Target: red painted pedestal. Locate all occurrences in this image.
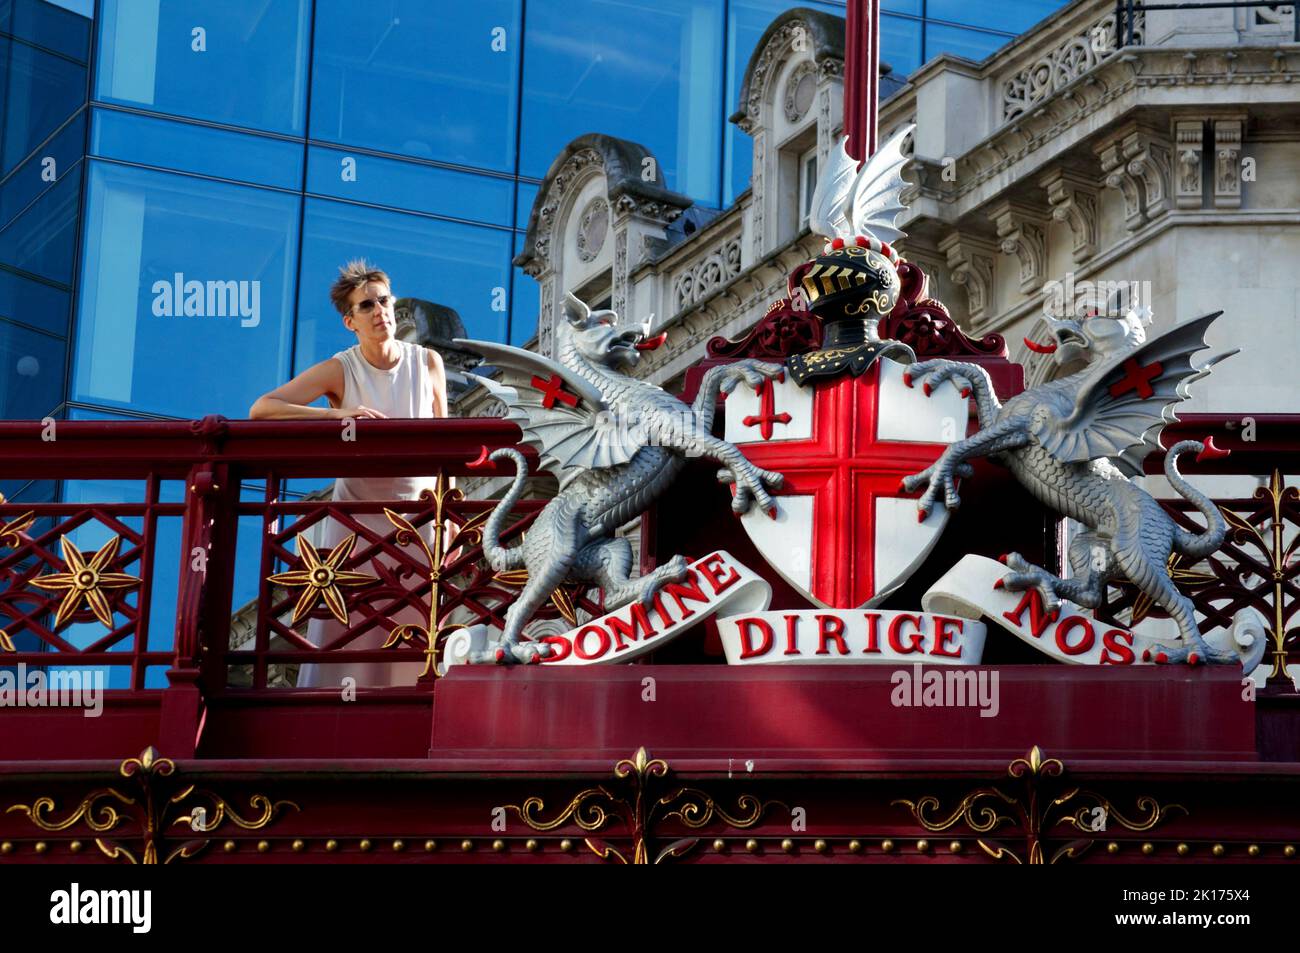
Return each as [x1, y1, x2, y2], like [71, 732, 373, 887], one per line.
[430, 665, 1255, 769]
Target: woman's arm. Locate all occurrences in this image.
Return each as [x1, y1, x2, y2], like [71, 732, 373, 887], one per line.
[426, 348, 449, 418]
[248, 358, 385, 420]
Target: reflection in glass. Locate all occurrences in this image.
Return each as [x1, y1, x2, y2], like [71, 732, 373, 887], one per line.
[925, 22, 1014, 64]
[73, 162, 300, 419]
[0, 39, 86, 174]
[310, 0, 521, 171]
[522, 0, 723, 206]
[294, 198, 511, 376]
[306, 146, 512, 225]
[91, 109, 303, 190]
[0, 317, 63, 418]
[95, 0, 310, 135]
[0, 172, 80, 284]
[927, 0, 1064, 34]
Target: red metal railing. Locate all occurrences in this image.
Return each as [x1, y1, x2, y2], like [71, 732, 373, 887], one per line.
[1, 413, 1297, 762]
[0, 416, 605, 756]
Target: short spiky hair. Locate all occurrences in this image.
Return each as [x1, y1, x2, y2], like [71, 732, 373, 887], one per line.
[329, 259, 391, 315]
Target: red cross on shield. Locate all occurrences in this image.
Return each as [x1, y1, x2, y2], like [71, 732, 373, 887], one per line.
[723, 356, 969, 609]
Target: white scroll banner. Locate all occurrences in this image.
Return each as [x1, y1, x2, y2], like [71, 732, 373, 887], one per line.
[921, 554, 1268, 674]
[716, 610, 985, 665]
[443, 551, 772, 669]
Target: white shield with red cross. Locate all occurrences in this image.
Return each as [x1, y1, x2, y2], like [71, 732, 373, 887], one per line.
[723, 356, 968, 609]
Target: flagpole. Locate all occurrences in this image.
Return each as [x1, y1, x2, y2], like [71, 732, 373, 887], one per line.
[844, 0, 880, 163]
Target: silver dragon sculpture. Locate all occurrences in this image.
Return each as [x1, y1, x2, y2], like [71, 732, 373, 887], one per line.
[455, 294, 784, 663]
[901, 303, 1253, 664]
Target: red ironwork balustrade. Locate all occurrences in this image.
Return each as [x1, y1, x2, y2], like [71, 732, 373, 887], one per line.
[0, 412, 1297, 763]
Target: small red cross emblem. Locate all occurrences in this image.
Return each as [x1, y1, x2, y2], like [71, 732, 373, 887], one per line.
[1108, 357, 1163, 400]
[742, 374, 792, 441]
[530, 374, 580, 409]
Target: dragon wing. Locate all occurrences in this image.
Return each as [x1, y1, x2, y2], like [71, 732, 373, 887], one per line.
[456, 338, 646, 488]
[1030, 312, 1236, 477]
[808, 123, 915, 244]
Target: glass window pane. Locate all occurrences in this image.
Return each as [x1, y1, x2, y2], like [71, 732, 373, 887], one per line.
[882, 13, 923, 78]
[293, 199, 511, 378]
[95, 0, 310, 135]
[522, 0, 723, 206]
[0, 110, 83, 232]
[510, 232, 538, 347]
[12, 0, 92, 61]
[0, 39, 87, 174]
[514, 181, 539, 231]
[925, 23, 1013, 63]
[310, 0, 521, 172]
[0, 318, 63, 418]
[0, 170, 80, 283]
[72, 162, 300, 419]
[0, 267, 69, 336]
[306, 146, 512, 225]
[927, 1, 1064, 34]
[91, 108, 303, 191]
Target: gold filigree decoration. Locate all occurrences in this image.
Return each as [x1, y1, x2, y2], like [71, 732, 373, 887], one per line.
[506, 747, 785, 865]
[0, 629, 14, 652]
[493, 566, 586, 627]
[0, 510, 34, 548]
[29, 535, 142, 629]
[379, 472, 492, 678]
[1219, 470, 1300, 682]
[1129, 552, 1217, 626]
[267, 533, 377, 625]
[894, 746, 1186, 865]
[6, 746, 298, 864]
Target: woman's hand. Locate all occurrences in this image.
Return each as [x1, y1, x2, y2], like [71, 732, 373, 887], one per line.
[331, 405, 388, 419]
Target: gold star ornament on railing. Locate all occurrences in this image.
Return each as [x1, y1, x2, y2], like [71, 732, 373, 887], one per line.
[30, 535, 142, 629]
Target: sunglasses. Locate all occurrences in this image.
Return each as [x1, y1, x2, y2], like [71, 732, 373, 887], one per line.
[347, 294, 393, 316]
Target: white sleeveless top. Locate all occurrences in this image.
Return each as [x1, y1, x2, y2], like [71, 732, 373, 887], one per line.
[331, 340, 438, 502]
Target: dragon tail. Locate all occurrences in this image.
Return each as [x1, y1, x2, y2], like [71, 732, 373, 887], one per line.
[1165, 439, 1226, 559]
[480, 448, 528, 572]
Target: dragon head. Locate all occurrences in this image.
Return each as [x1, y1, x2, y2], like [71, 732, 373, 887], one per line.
[1025, 305, 1150, 367]
[561, 292, 665, 370]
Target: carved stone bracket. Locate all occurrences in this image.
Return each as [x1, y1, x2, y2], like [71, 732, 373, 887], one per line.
[1039, 168, 1099, 263]
[938, 232, 998, 325]
[1096, 123, 1172, 231]
[1174, 119, 1205, 209]
[1214, 118, 1244, 209]
[989, 200, 1049, 293]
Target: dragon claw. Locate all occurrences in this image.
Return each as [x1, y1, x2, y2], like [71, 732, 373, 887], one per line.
[992, 578, 1005, 591]
[922, 382, 932, 397]
[960, 387, 971, 399]
[903, 371, 913, 388]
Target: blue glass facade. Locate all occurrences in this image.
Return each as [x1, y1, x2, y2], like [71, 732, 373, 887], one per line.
[4, 0, 1072, 434]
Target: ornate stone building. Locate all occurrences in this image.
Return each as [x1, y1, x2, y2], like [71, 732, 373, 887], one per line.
[494, 0, 1298, 418]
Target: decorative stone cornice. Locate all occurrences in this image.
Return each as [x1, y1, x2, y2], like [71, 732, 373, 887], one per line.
[989, 200, 1049, 293]
[938, 232, 998, 325]
[1096, 121, 1171, 232]
[1039, 167, 1098, 263]
[880, 44, 1299, 221]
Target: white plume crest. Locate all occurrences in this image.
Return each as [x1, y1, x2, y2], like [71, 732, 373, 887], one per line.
[808, 123, 916, 246]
